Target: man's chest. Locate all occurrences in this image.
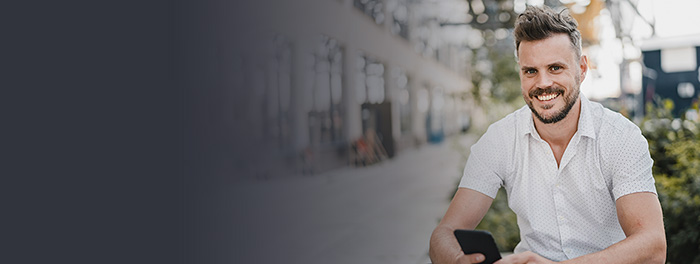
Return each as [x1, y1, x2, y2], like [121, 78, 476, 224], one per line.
[503, 137, 615, 221]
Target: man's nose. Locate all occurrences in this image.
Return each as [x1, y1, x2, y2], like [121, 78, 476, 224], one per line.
[536, 73, 554, 89]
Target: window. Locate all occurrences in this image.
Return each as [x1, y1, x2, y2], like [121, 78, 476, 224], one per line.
[661, 47, 696, 73]
[389, 0, 409, 39]
[266, 35, 293, 149]
[393, 68, 411, 134]
[430, 87, 444, 133]
[354, 0, 385, 25]
[417, 85, 429, 114]
[309, 35, 344, 144]
[355, 53, 385, 104]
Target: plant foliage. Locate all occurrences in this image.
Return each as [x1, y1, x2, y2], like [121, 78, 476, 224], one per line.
[641, 98, 700, 263]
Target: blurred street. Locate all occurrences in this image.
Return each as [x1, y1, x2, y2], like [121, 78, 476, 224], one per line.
[229, 133, 477, 264]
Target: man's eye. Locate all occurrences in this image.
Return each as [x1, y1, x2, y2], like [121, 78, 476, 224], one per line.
[525, 69, 536, 74]
[551, 66, 562, 71]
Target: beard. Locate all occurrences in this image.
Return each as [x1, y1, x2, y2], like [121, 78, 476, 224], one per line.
[524, 79, 580, 124]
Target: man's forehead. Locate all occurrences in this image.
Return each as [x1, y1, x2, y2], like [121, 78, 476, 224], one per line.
[517, 34, 577, 65]
[519, 33, 571, 48]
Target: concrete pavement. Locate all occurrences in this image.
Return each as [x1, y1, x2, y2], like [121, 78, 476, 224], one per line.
[228, 133, 478, 264]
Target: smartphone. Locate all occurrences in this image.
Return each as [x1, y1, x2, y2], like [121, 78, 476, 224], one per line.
[453, 229, 502, 264]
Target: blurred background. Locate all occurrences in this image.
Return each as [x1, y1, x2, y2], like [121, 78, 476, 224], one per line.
[187, 0, 700, 263]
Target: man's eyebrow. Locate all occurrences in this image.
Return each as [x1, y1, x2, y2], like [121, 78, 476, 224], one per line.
[520, 66, 536, 71]
[547, 61, 567, 67]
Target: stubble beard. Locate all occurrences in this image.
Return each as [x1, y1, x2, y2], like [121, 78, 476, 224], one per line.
[525, 78, 580, 124]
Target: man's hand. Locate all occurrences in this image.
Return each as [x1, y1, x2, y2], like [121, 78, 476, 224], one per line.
[454, 253, 486, 264]
[429, 188, 494, 264]
[495, 251, 556, 264]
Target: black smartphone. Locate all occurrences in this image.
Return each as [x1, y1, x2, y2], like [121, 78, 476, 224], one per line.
[453, 229, 502, 264]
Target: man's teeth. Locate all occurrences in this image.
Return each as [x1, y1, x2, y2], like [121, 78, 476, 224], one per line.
[537, 93, 558, 101]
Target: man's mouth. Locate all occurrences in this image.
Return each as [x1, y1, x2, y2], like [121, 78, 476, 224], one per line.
[536, 93, 559, 101]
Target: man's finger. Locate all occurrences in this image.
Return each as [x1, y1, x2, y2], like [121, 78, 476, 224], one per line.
[468, 253, 485, 263]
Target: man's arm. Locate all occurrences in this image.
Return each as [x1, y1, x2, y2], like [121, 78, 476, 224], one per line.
[429, 188, 494, 264]
[496, 192, 666, 264]
[566, 192, 666, 263]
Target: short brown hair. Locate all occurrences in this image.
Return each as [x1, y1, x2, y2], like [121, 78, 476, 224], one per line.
[514, 6, 581, 60]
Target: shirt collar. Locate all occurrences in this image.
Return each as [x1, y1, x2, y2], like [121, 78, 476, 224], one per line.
[519, 93, 597, 140]
[577, 94, 596, 139]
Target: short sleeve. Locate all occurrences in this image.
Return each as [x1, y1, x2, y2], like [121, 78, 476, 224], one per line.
[603, 123, 657, 200]
[459, 153, 503, 198]
[458, 121, 510, 199]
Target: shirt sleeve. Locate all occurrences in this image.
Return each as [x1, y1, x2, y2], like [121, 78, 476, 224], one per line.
[459, 153, 503, 198]
[604, 123, 657, 200]
[458, 122, 508, 199]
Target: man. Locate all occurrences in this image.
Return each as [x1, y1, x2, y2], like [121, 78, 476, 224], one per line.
[429, 6, 666, 264]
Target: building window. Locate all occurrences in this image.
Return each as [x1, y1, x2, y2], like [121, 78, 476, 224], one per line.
[354, 0, 385, 25]
[309, 35, 344, 145]
[430, 87, 445, 133]
[355, 53, 385, 104]
[393, 68, 411, 134]
[389, 0, 409, 39]
[261, 34, 293, 149]
[417, 85, 429, 114]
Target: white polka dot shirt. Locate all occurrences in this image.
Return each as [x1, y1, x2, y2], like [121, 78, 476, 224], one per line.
[459, 94, 657, 261]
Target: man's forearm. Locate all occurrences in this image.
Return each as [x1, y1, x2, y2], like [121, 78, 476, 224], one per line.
[562, 231, 666, 264]
[562, 193, 667, 264]
[429, 224, 462, 264]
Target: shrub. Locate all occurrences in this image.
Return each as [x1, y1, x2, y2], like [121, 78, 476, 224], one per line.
[641, 99, 700, 263]
[475, 189, 519, 252]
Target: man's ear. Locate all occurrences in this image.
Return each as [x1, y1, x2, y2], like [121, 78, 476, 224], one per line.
[579, 55, 589, 81]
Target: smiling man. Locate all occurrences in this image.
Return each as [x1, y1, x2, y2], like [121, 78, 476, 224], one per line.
[429, 6, 666, 264]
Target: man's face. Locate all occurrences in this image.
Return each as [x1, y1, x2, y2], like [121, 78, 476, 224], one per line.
[517, 33, 587, 124]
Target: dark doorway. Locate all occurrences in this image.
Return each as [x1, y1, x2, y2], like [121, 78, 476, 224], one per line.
[361, 102, 395, 158]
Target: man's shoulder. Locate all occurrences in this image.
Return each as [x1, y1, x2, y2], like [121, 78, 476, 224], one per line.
[467, 107, 526, 174]
[475, 106, 528, 148]
[587, 100, 639, 135]
[486, 105, 529, 133]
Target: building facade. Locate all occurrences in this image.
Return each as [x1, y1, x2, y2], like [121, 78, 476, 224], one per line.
[641, 35, 700, 117]
[225, 0, 475, 176]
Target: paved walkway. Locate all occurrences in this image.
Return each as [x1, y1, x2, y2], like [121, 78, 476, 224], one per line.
[229, 134, 478, 264]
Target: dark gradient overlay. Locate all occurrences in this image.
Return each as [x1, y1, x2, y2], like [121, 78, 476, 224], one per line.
[7, 1, 409, 263]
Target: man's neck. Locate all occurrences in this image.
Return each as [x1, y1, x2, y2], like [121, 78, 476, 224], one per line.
[532, 98, 582, 147]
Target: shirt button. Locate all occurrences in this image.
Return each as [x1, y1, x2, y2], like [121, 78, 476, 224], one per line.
[559, 215, 565, 221]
